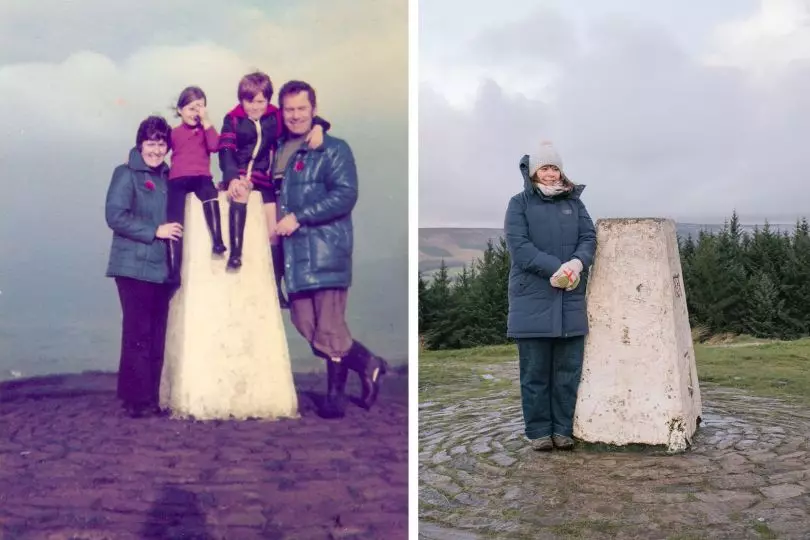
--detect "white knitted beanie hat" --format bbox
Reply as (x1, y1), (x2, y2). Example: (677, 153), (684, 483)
(528, 140), (563, 178)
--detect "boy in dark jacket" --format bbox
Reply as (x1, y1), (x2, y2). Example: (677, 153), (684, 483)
(218, 71), (331, 308)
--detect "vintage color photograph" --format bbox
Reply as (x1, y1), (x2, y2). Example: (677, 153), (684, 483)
(0, 1), (408, 538)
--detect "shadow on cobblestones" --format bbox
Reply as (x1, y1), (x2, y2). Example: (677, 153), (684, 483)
(0, 369), (408, 539)
(143, 485), (211, 539)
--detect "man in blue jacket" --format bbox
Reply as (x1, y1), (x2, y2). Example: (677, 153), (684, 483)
(273, 80), (388, 419)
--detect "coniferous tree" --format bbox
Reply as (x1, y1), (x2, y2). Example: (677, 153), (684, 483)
(418, 271), (428, 335)
(744, 270), (784, 338)
(419, 212), (810, 350)
(713, 211), (748, 334)
(421, 260), (453, 348)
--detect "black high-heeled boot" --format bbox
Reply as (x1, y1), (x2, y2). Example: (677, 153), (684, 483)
(227, 202), (247, 269)
(270, 244), (289, 309)
(202, 199), (227, 255)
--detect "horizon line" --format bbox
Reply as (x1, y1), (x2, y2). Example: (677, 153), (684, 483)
(419, 220), (802, 229)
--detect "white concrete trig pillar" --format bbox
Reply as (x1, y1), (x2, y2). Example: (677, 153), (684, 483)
(573, 218), (702, 453)
(160, 191), (299, 421)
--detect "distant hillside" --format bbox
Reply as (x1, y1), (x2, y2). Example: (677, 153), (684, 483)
(419, 223), (793, 276)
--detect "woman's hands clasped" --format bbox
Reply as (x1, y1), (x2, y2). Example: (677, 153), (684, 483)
(550, 258), (583, 291)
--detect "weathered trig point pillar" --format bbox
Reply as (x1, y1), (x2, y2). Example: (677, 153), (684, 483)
(161, 191), (299, 421)
(572, 218), (702, 453)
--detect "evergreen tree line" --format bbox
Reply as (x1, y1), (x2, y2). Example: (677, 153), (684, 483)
(419, 212), (810, 350)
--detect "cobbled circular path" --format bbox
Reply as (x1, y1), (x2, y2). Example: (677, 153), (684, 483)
(0, 371), (408, 540)
(419, 362), (810, 540)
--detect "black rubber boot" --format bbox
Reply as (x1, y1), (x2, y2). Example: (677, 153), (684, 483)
(344, 341), (388, 410)
(270, 244), (289, 309)
(202, 199), (227, 255)
(319, 358), (348, 419)
(227, 202), (247, 269)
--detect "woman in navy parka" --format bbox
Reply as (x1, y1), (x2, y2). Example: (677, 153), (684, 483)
(504, 141), (597, 451)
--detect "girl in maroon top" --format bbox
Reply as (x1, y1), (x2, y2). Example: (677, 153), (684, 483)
(166, 86), (227, 282)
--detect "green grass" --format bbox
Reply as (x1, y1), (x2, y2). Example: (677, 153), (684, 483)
(419, 345), (519, 403)
(752, 521), (778, 539)
(696, 338), (810, 404)
(420, 337), (810, 405)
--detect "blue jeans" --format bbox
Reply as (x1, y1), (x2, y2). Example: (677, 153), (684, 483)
(517, 336), (585, 439)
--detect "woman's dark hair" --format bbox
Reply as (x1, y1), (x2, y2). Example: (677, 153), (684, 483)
(176, 85), (207, 111)
(278, 80), (317, 109)
(136, 116), (172, 151)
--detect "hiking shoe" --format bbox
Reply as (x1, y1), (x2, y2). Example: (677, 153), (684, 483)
(529, 436), (553, 451)
(552, 434), (575, 450)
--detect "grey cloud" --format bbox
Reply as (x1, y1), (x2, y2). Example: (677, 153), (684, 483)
(419, 80), (552, 227)
(466, 7), (579, 67)
(420, 15), (810, 227)
(0, 0), (230, 66)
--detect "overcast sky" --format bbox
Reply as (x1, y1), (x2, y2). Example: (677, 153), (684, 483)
(419, 0), (810, 227)
(0, 1), (407, 361)
(0, 0), (406, 252)
(0, 0), (407, 273)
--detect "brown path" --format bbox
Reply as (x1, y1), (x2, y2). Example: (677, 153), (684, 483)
(0, 370), (408, 539)
(419, 361), (810, 539)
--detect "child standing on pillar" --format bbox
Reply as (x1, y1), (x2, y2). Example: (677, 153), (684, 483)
(504, 141), (597, 452)
(166, 86), (227, 283)
(218, 71), (331, 308)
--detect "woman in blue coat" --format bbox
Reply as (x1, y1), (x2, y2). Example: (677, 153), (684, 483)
(504, 141), (597, 451)
(105, 116), (183, 418)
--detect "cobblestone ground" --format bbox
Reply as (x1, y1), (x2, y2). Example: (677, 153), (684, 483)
(0, 370), (408, 540)
(419, 362), (810, 540)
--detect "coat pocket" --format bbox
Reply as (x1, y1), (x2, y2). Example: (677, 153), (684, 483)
(135, 242), (149, 262)
(508, 273), (529, 295)
(309, 225), (348, 273)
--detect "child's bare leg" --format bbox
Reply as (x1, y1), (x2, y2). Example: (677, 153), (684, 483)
(264, 202), (289, 308)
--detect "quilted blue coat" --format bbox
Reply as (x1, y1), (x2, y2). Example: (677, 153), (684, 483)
(504, 155), (597, 338)
(104, 148), (170, 284)
(276, 134), (358, 294)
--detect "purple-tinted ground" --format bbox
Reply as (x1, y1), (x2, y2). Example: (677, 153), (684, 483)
(0, 369), (408, 539)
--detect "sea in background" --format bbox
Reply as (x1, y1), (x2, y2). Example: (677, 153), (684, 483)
(0, 253), (407, 383)
(0, 124), (409, 384)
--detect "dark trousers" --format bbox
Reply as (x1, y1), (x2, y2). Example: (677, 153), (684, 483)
(166, 175), (218, 224)
(115, 277), (173, 407)
(517, 336), (585, 439)
(166, 176), (220, 283)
